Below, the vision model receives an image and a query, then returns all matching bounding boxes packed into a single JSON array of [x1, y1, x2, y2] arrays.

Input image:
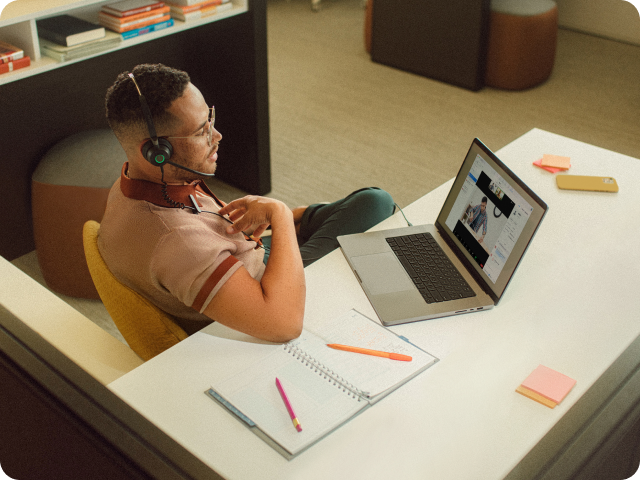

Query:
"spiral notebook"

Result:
[[205, 309, 438, 458]]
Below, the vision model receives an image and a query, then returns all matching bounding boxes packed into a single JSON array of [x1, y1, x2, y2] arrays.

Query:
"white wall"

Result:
[[556, 0, 640, 46]]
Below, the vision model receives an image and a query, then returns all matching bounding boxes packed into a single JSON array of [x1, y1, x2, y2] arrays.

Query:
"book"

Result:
[[99, 5, 170, 25], [164, 0, 225, 7], [101, 0, 166, 17], [170, 1, 232, 21], [121, 18, 174, 39], [205, 309, 438, 458], [100, 12, 171, 33], [165, 0, 223, 14], [37, 15, 106, 47], [0, 56, 31, 75], [0, 40, 24, 64], [40, 31, 121, 62]]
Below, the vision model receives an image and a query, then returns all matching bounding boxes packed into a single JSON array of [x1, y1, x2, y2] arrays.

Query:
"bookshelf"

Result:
[[0, 0, 249, 85], [0, 0, 270, 260]]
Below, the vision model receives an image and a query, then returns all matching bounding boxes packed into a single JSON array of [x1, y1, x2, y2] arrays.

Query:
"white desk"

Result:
[[109, 129, 640, 479]]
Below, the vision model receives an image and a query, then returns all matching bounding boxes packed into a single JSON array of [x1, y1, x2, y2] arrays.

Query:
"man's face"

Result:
[[163, 83, 222, 182], [480, 201, 487, 213]]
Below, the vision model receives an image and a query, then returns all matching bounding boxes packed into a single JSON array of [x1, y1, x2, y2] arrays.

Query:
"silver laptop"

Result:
[[337, 138, 548, 326]]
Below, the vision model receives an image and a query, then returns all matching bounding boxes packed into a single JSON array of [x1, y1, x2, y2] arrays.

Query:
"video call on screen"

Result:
[[453, 171, 514, 268]]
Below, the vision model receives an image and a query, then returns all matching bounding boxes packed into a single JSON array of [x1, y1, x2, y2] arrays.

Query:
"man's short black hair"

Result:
[[105, 63, 190, 137], [481, 196, 488, 203]]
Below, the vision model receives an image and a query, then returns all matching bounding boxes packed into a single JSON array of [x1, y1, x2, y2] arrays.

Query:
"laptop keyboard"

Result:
[[386, 233, 476, 304]]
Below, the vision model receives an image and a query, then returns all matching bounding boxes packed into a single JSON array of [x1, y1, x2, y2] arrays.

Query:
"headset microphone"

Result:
[[160, 157, 217, 177], [128, 73, 216, 177]]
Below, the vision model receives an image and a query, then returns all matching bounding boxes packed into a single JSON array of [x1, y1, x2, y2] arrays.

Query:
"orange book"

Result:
[[99, 5, 170, 24], [170, 1, 231, 21], [0, 40, 24, 64], [0, 56, 31, 74], [101, 14, 171, 32], [165, 0, 222, 13]]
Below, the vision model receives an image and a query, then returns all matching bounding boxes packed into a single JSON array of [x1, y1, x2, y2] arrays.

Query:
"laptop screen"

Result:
[[436, 139, 547, 303]]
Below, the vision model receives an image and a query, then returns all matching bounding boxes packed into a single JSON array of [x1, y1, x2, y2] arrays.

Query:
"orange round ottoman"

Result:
[[31, 129, 125, 298], [485, 0, 558, 90]]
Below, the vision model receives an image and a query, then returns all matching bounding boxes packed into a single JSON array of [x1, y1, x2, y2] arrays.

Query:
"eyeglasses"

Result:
[[165, 106, 215, 146]]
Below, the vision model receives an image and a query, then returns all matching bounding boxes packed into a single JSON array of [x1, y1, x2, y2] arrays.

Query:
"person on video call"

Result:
[[468, 196, 488, 243], [99, 64, 395, 342]]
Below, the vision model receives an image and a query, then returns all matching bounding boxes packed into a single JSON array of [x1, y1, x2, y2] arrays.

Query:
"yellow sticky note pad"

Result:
[[520, 365, 576, 405], [516, 385, 557, 409], [541, 154, 571, 170], [533, 158, 564, 174]]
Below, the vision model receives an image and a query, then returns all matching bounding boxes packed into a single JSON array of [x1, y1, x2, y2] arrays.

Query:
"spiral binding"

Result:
[[283, 343, 368, 401]]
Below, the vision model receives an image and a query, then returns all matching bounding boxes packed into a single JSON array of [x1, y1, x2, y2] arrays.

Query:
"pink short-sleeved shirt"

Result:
[[98, 163, 265, 334]]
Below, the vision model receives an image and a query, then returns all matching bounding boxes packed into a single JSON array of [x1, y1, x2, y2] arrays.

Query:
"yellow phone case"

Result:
[[556, 175, 618, 193]]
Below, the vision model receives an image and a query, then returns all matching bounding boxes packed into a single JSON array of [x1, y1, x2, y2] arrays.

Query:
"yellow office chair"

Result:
[[82, 220, 188, 361]]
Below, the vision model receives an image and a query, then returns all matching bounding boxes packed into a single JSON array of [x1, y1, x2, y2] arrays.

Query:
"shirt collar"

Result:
[[119, 162, 224, 209]]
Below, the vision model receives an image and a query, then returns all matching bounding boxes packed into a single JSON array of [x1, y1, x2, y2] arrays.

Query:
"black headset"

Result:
[[126, 74, 264, 249], [128, 73, 215, 177]]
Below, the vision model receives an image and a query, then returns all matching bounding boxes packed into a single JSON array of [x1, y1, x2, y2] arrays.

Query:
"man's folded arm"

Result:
[[201, 202, 306, 343], [201, 265, 304, 342]]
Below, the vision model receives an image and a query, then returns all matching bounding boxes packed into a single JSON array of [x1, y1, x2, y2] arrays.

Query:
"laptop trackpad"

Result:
[[351, 253, 414, 296]]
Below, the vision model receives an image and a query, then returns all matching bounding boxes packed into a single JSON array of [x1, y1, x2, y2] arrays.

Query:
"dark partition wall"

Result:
[[0, 2, 270, 260], [0, 304, 221, 480], [371, 0, 490, 91]]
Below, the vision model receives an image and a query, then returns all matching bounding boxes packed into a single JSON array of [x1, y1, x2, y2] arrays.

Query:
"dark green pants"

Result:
[[263, 188, 395, 267]]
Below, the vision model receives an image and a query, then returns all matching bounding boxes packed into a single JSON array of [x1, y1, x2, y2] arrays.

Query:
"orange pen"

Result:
[[326, 344, 412, 362]]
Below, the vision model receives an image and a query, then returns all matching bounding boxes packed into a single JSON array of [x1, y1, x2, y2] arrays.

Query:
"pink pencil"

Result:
[[275, 377, 302, 432]]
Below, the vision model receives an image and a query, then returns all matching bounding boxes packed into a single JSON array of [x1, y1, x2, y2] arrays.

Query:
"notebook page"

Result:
[[304, 310, 437, 400], [212, 340, 365, 456]]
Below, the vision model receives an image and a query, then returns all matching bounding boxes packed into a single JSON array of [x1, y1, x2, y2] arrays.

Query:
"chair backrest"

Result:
[[82, 220, 188, 361]]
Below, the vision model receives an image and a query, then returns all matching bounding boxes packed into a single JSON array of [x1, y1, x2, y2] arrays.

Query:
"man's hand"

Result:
[[218, 196, 291, 239]]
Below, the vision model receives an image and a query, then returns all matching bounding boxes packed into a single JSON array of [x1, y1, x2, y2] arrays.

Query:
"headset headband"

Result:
[[128, 73, 159, 147]]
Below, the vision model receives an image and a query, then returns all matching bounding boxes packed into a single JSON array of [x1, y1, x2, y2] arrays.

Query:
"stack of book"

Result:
[[0, 40, 30, 75], [165, 0, 232, 22], [39, 31, 121, 62], [100, 0, 174, 39], [37, 15, 121, 62]]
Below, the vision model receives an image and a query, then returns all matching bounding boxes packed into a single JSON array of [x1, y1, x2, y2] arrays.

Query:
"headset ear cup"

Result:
[[142, 138, 173, 166], [141, 140, 154, 163], [158, 137, 173, 161]]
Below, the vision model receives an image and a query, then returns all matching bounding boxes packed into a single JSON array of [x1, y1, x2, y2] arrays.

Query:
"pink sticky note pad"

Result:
[[541, 154, 571, 170], [533, 159, 564, 173], [521, 365, 576, 404]]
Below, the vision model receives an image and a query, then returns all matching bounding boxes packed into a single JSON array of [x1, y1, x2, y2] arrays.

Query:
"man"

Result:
[[100, 64, 394, 342], [468, 196, 488, 243]]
